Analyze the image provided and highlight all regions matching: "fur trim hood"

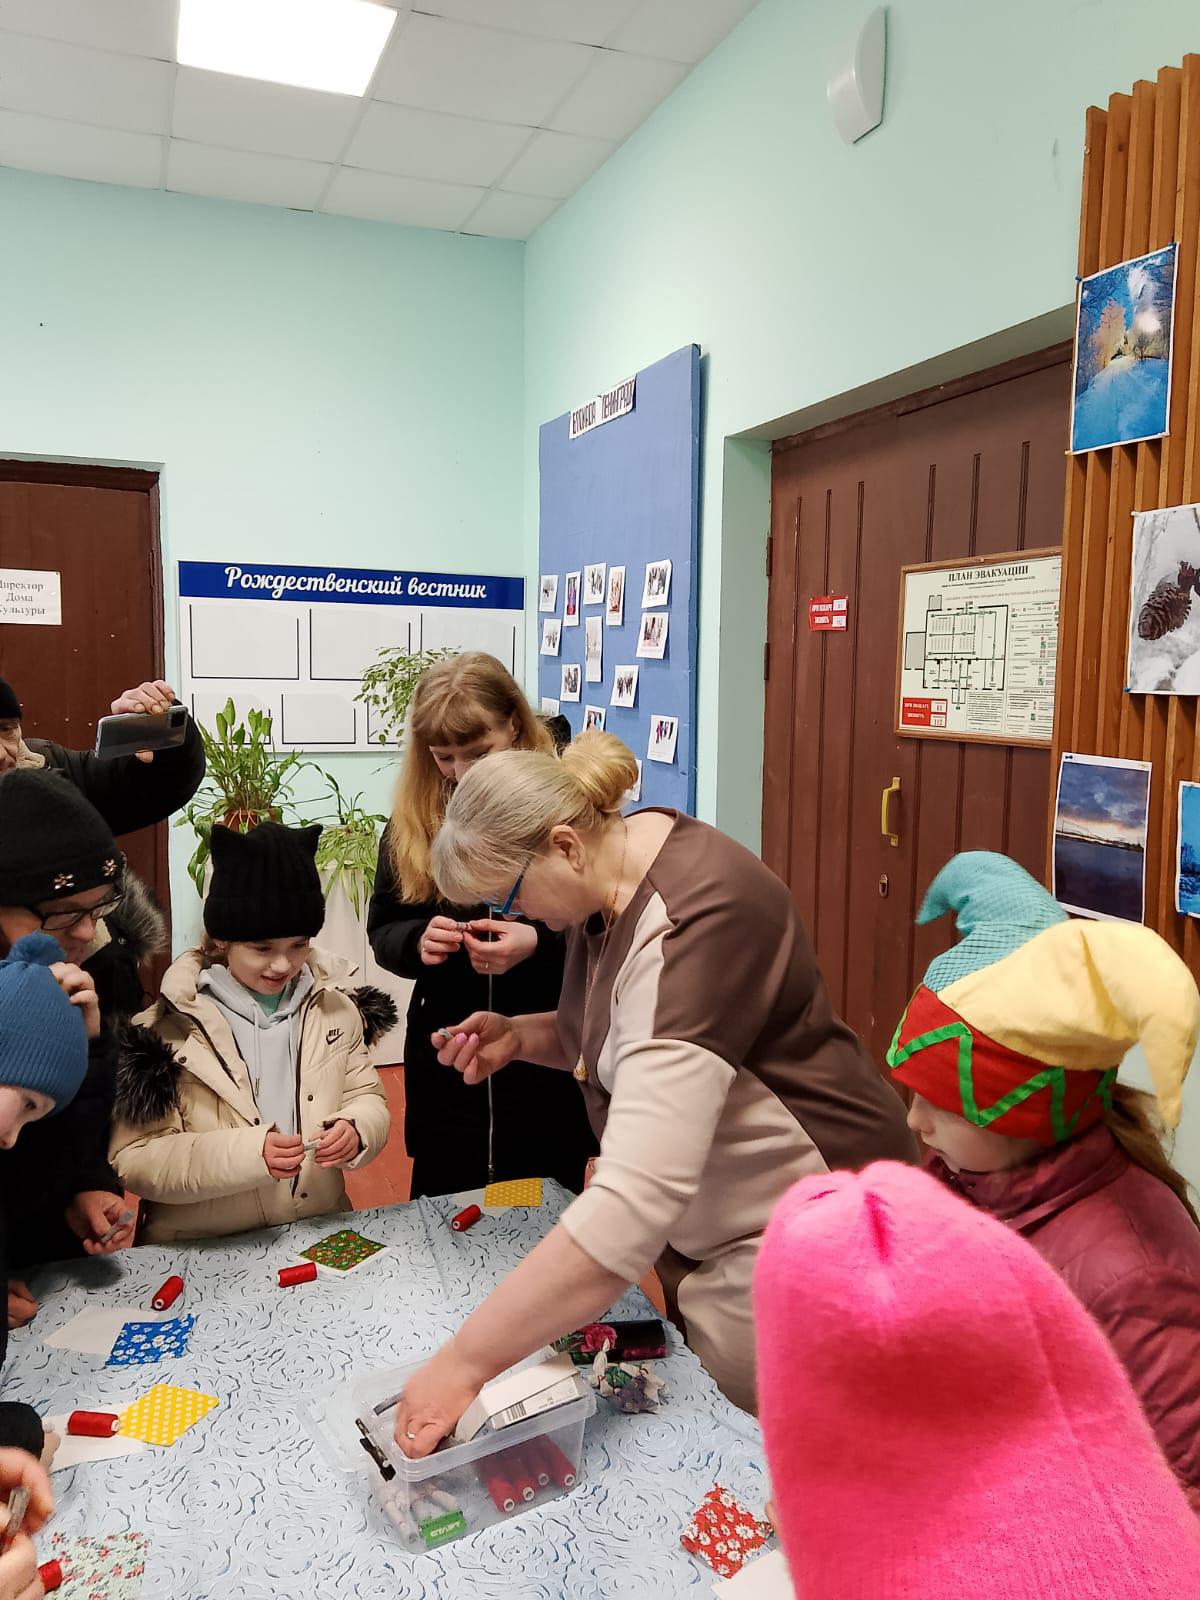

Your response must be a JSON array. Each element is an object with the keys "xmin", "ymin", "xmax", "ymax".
[
  {"xmin": 115, "ymin": 983, "xmax": 397, "ymax": 1126},
  {"xmin": 104, "ymin": 871, "xmax": 168, "ymax": 963}
]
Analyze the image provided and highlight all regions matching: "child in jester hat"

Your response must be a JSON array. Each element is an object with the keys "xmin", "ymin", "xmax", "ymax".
[{"xmin": 888, "ymin": 851, "xmax": 1200, "ymax": 1512}]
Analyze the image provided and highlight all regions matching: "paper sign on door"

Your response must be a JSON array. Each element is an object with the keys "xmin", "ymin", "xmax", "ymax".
[
  {"xmin": 808, "ymin": 596, "xmax": 848, "ymax": 632},
  {"xmin": 0, "ymin": 568, "xmax": 61, "ymax": 626}
]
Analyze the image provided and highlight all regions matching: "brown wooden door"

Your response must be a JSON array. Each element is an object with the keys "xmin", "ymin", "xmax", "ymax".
[
  {"xmin": 763, "ymin": 355, "xmax": 1070, "ymax": 1064},
  {"xmin": 0, "ymin": 461, "xmax": 169, "ymax": 933}
]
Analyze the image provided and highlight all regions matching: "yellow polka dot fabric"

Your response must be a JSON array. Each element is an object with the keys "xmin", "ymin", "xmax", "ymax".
[
  {"xmin": 117, "ymin": 1383, "xmax": 219, "ymax": 1446},
  {"xmin": 483, "ymin": 1177, "xmax": 543, "ymax": 1208}
]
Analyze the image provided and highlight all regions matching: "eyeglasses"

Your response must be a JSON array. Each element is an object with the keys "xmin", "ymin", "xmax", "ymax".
[
  {"xmin": 493, "ymin": 865, "xmax": 527, "ymax": 918},
  {"xmin": 29, "ymin": 888, "xmax": 125, "ymax": 935}
]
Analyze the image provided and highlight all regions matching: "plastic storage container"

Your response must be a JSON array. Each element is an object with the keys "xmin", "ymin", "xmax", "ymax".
[{"xmin": 352, "ymin": 1355, "xmax": 596, "ymax": 1553}]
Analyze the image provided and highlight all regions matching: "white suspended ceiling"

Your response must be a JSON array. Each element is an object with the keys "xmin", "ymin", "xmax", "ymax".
[{"xmin": 0, "ymin": 0, "xmax": 760, "ymax": 238}]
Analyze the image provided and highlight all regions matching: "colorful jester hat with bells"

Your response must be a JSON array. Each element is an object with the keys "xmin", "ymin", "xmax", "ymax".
[{"xmin": 887, "ymin": 852, "xmax": 1200, "ymax": 1144}]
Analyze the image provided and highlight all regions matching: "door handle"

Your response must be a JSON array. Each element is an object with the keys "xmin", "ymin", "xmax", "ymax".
[{"xmin": 881, "ymin": 777, "xmax": 901, "ymax": 848}]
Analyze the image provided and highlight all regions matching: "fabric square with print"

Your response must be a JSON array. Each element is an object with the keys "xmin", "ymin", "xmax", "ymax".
[
  {"xmin": 45, "ymin": 1530, "xmax": 148, "ymax": 1598},
  {"xmin": 106, "ymin": 1316, "xmax": 195, "ymax": 1367},
  {"xmin": 117, "ymin": 1384, "xmax": 219, "ymax": 1446},
  {"xmin": 681, "ymin": 1484, "xmax": 773, "ymax": 1579},
  {"xmin": 299, "ymin": 1229, "xmax": 387, "ymax": 1271},
  {"xmin": 483, "ymin": 1177, "xmax": 543, "ymax": 1208}
]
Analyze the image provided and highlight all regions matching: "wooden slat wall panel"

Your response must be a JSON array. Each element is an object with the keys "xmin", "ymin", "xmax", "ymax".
[{"xmin": 1049, "ymin": 55, "xmax": 1200, "ymax": 956}]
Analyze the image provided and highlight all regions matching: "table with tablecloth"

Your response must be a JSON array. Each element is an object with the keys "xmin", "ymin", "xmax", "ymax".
[{"xmin": 4, "ymin": 1182, "xmax": 768, "ymax": 1598}]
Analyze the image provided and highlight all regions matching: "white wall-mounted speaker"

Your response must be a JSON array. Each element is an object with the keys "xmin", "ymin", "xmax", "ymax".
[{"xmin": 828, "ymin": 7, "xmax": 887, "ymax": 145}]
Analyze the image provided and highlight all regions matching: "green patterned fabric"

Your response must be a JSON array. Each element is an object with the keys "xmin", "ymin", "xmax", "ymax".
[{"xmin": 918, "ymin": 852, "xmax": 1067, "ymax": 990}]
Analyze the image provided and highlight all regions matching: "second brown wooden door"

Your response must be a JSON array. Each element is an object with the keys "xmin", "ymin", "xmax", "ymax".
[{"xmin": 763, "ymin": 356, "xmax": 1069, "ymax": 1064}]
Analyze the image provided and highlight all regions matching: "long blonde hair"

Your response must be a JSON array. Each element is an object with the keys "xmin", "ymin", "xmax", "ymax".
[
  {"xmin": 1103, "ymin": 1083, "xmax": 1199, "ymax": 1226},
  {"xmin": 431, "ymin": 731, "xmax": 639, "ymax": 906},
  {"xmin": 387, "ymin": 653, "xmax": 554, "ymax": 901}
]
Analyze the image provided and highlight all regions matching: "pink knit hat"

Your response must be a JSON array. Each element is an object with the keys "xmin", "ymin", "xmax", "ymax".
[{"xmin": 755, "ymin": 1163, "xmax": 1200, "ymax": 1598}]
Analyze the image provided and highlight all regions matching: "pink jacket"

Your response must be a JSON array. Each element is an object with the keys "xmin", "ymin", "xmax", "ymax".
[{"xmin": 935, "ymin": 1125, "xmax": 1200, "ymax": 1514}]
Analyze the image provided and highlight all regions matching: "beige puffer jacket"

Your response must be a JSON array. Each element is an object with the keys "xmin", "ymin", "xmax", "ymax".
[{"xmin": 110, "ymin": 947, "xmax": 393, "ymax": 1244}]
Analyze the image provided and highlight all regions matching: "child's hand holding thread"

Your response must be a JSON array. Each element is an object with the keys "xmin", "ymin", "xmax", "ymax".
[
  {"xmin": 419, "ymin": 917, "xmax": 464, "ymax": 967},
  {"xmin": 262, "ymin": 1130, "xmax": 306, "ymax": 1180},
  {"xmin": 314, "ymin": 1120, "xmax": 361, "ymax": 1169}
]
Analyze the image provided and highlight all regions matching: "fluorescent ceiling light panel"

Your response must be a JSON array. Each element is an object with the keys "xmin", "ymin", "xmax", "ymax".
[{"xmin": 177, "ymin": 0, "xmax": 397, "ymax": 97}]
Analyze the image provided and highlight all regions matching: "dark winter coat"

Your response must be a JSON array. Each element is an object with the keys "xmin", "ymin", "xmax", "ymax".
[
  {"xmin": 24, "ymin": 709, "xmax": 204, "ymax": 839},
  {"xmin": 367, "ymin": 833, "xmax": 597, "ymax": 1199}
]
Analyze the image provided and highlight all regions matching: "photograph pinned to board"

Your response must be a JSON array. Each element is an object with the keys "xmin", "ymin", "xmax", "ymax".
[
  {"xmin": 584, "ymin": 563, "xmax": 607, "ymax": 605},
  {"xmin": 564, "ymin": 571, "xmax": 581, "ymax": 626},
  {"xmin": 561, "ymin": 662, "xmax": 581, "ymax": 702},
  {"xmin": 1070, "ymin": 242, "xmax": 1177, "ymax": 453},
  {"xmin": 539, "ymin": 574, "xmax": 559, "ymax": 613},
  {"xmin": 540, "ymin": 696, "xmax": 560, "ymax": 716},
  {"xmin": 1052, "ymin": 752, "xmax": 1150, "ymax": 924},
  {"xmin": 606, "ymin": 566, "xmax": 626, "ymax": 627},
  {"xmin": 624, "ymin": 759, "xmax": 643, "ymax": 805},
  {"xmin": 583, "ymin": 706, "xmax": 606, "ymax": 732},
  {"xmin": 637, "ymin": 611, "xmax": 669, "ymax": 659},
  {"xmin": 642, "ymin": 559, "xmax": 672, "ymax": 607},
  {"xmin": 1177, "ymin": 782, "xmax": 1200, "ymax": 916},
  {"xmin": 648, "ymin": 715, "xmax": 679, "ymax": 765},
  {"xmin": 611, "ymin": 664, "xmax": 639, "ymax": 707},
  {"xmin": 585, "ymin": 615, "xmax": 604, "ymax": 682},
  {"xmin": 1126, "ymin": 502, "xmax": 1200, "ymax": 694},
  {"xmin": 540, "ymin": 618, "xmax": 562, "ymax": 656}
]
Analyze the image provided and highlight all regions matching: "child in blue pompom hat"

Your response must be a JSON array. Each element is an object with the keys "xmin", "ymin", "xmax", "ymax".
[{"xmin": 0, "ymin": 932, "xmax": 91, "ymax": 1463}]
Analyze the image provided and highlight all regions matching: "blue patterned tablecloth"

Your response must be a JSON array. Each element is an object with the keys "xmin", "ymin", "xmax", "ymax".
[{"xmin": 5, "ymin": 1184, "xmax": 767, "ymax": 1598}]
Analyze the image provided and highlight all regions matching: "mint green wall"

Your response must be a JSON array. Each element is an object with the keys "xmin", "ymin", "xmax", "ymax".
[
  {"xmin": 523, "ymin": 0, "xmax": 1200, "ymax": 852},
  {"xmin": 0, "ymin": 167, "xmax": 524, "ymax": 943}
]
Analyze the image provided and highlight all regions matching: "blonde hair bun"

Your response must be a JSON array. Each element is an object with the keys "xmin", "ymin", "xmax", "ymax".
[{"xmin": 560, "ymin": 731, "xmax": 640, "ymax": 814}]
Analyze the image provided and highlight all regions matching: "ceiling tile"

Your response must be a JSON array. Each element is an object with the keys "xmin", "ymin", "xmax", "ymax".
[
  {"xmin": 345, "ymin": 102, "xmax": 530, "ymax": 187},
  {"xmin": 0, "ymin": 29, "xmax": 171, "ymax": 134},
  {"xmin": 172, "ymin": 68, "xmax": 361, "ymax": 163},
  {"xmin": 323, "ymin": 166, "xmax": 485, "ymax": 229},
  {"xmin": 373, "ymin": 13, "xmax": 593, "ymax": 125},
  {"xmin": 465, "ymin": 188, "xmax": 558, "ymax": 239},
  {"xmin": 167, "ymin": 140, "xmax": 331, "ymax": 210},
  {"xmin": 413, "ymin": 0, "xmax": 634, "ymax": 47},
  {"xmin": 0, "ymin": 0, "xmax": 176, "ymax": 59},
  {"xmin": 0, "ymin": 106, "xmax": 161, "ymax": 187},
  {"xmin": 500, "ymin": 128, "xmax": 614, "ymax": 199},
  {"xmin": 547, "ymin": 49, "xmax": 687, "ymax": 141},
  {"xmin": 609, "ymin": 0, "xmax": 760, "ymax": 64}
]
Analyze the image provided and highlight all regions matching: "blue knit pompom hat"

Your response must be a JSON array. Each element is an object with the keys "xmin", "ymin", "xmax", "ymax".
[{"xmin": 0, "ymin": 932, "xmax": 88, "ymax": 1108}]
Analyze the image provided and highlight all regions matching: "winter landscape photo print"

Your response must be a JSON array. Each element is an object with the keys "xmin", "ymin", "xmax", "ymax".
[
  {"xmin": 1071, "ymin": 243, "xmax": 1177, "ymax": 453},
  {"xmin": 1127, "ymin": 502, "xmax": 1200, "ymax": 693},
  {"xmin": 1177, "ymin": 782, "xmax": 1200, "ymax": 916},
  {"xmin": 1053, "ymin": 752, "xmax": 1150, "ymax": 924}
]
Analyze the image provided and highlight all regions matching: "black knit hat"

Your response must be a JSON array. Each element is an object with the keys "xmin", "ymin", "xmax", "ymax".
[
  {"xmin": 0, "ymin": 770, "xmax": 124, "ymax": 905},
  {"xmin": 203, "ymin": 822, "xmax": 325, "ymax": 941},
  {"xmin": 0, "ymin": 679, "xmax": 21, "ymax": 721}
]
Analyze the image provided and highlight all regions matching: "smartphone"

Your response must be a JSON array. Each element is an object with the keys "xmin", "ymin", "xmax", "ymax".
[{"xmin": 94, "ymin": 703, "xmax": 188, "ymax": 760}]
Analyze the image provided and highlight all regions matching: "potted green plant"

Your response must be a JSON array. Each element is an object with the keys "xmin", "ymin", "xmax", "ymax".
[
  {"xmin": 177, "ymin": 699, "xmax": 303, "ymax": 894},
  {"xmin": 356, "ymin": 645, "xmax": 457, "ymax": 746},
  {"xmin": 310, "ymin": 771, "xmax": 387, "ymax": 917}
]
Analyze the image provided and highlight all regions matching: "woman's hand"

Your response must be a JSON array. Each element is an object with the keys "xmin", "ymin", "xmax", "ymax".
[
  {"xmin": 462, "ymin": 920, "xmax": 538, "ymax": 977},
  {"xmin": 65, "ymin": 1193, "xmax": 134, "ymax": 1256},
  {"xmin": 0, "ymin": 1535, "xmax": 43, "ymax": 1600},
  {"xmin": 0, "ymin": 1450, "xmax": 53, "ymax": 1534},
  {"xmin": 432, "ymin": 1013, "xmax": 521, "ymax": 1086},
  {"xmin": 262, "ymin": 1130, "xmax": 305, "ymax": 1180},
  {"xmin": 392, "ymin": 1341, "xmax": 487, "ymax": 1460},
  {"xmin": 111, "ymin": 679, "xmax": 178, "ymax": 763},
  {"xmin": 313, "ymin": 1120, "xmax": 361, "ymax": 1169},
  {"xmin": 5, "ymin": 1284, "xmax": 36, "ymax": 1332},
  {"xmin": 48, "ymin": 963, "xmax": 99, "ymax": 1040},
  {"xmin": 419, "ymin": 916, "xmax": 464, "ymax": 967}
]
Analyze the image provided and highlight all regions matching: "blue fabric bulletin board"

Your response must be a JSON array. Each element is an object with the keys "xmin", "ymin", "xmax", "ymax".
[{"xmin": 538, "ymin": 343, "xmax": 700, "ymax": 812}]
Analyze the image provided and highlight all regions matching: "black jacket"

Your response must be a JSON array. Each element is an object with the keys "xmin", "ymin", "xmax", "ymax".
[
  {"xmin": 26, "ymin": 711, "xmax": 205, "ymax": 839},
  {"xmin": 367, "ymin": 834, "xmax": 597, "ymax": 1199},
  {"xmin": 0, "ymin": 1192, "xmax": 44, "ymax": 1455}
]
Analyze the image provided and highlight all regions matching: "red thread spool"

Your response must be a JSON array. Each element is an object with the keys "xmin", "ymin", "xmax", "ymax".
[
  {"xmin": 277, "ymin": 1262, "xmax": 318, "ymax": 1287},
  {"xmin": 502, "ymin": 1447, "xmax": 537, "ymax": 1502},
  {"xmin": 151, "ymin": 1274, "xmax": 184, "ymax": 1311},
  {"xmin": 450, "ymin": 1204, "xmax": 481, "ymax": 1233},
  {"xmin": 535, "ymin": 1437, "xmax": 577, "ymax": 1489},
  {"xmin": 38, "ymin": 1559, "xmax": 63, "ymax": 1592},
  {"xmin": 484, "ymin": 1472, "xmax": 517, "ymax": 1514},
  {"xmin": 66, "ymin": 1411, "xmax": 119, "ymax": 1438}
]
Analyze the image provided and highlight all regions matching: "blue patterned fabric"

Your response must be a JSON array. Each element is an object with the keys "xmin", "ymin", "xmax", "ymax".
[
  {"xmin": 106, "ymin": 1315, "xmax": 196, "ymax": 1367},
  {"xmin": 918, "ymin": 852, "xmax": 1067, "ymax": 991}
]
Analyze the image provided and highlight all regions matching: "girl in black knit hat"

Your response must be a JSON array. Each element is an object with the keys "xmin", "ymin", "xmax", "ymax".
[{"xmin": 111, "ymin": 822, "xmax": 394, "ymax": 1242}]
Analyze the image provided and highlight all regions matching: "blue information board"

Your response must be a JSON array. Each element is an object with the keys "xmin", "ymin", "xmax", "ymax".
[{"xmin": 538, "ymin": 344, "xmax": 700, "ymax": 812}]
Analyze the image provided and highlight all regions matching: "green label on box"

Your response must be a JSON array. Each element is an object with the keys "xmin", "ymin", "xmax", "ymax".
[{"xmin": 421, "ymin": 1511, "xmax": 466, "ymax": 1549}]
